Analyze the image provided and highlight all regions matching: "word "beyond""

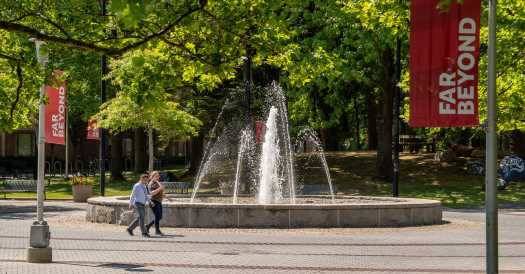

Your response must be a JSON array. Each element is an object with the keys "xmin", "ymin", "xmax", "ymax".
[{"xmin": 438, "ymin": 18, "xmax": 477, "ymax": 115}]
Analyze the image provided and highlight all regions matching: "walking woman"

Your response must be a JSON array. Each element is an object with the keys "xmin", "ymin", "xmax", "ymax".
[{"xmin": 146, "ymin": 171, "xmax": 165, "ymax": 235}]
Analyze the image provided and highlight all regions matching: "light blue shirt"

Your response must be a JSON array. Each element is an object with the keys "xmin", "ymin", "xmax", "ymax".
[{"xmin": 129, "ymin": 182, "xmax": 150, "ymax": 206}]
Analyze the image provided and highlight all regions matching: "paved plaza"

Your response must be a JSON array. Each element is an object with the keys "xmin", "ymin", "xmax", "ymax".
[{"xmin": 1, "ymin": 200, "xmax": 525, "ymax": 274}]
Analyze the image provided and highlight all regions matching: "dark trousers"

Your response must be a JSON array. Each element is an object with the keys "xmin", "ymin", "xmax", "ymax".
[
  {"xmin": 147, "ymin": 200, "xmax": 163, "ymax": 232},
  {"xmin": 128, "ymin": 203, "xmax": 147, "ymax": 234}
]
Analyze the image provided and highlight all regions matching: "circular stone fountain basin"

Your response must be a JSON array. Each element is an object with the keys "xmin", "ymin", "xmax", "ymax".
[{"xmin": 86, "ymin": 195, "xmax": 442, "ymax": 228}]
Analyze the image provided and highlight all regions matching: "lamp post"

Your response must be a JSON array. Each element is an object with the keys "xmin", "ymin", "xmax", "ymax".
[{"xmin": 27, "ymin": 38, "xmax": 52, "ymax": 263}]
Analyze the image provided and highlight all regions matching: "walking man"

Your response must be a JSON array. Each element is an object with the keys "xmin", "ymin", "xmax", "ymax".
[{"xmin": 127, "ymin": 174, "xmax": 151, "ymax": 237}]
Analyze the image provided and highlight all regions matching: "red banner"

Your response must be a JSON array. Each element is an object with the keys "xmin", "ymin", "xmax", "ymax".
[
  {"xmin": 45, "ymin": 71, "xmax": 67, "ymax": 145},
  {"xmin": 409, "ymin": 0, "xmax": 480, "ymax": 127},
  {"xmin": 87, "ymin": 118, "xmax": 100, "ymax": 140},
  {"xmin": 255, "ymin": 121, "xmax": 266, "ymax": 144}
]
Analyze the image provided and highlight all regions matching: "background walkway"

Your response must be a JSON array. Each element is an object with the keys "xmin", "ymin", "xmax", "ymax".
[{"xmin": 1, "ymin": 200, "xmax": 525, "ymax": 273}]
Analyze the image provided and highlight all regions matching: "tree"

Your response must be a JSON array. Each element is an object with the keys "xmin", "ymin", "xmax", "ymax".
[
  {"xmin": 2, "ymin": 0, "xmax": 523, "ymax": 184},
  {"xmin": 92, "ymin": 49, "xmax": 203, "ymax": 173}
]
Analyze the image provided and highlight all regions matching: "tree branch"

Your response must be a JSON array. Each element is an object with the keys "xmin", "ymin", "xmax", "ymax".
[
  {"xmin": 115, "ymin": 4, "xmax": 204, "ymax": 55},
  {"xmin": 0, "ymin": 52, "xmax": 20, "ymax": 62},
  {"xmin": 0, "ymin": 20, "xmax": 119, "ymax": 55},
  {"xmin": 36, "ymin": 13, "xmax": 72, "ymax": 39},
  {"xmin": 0, "ymin": 3, "xmax": 205, "ymax": 56},
  {"xmin": 160, "ymin": 37, "xmax": 217, "ymax": 66}
]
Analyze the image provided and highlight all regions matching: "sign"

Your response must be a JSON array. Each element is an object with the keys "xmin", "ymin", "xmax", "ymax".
[
  {"xmin": 255, "ymin": 121, "xmax": 265, "ymax": 144},
  {"xmin": 409, "ymin": 0, "xmax": 480, "ymax": 127},
  {"xmin": 87, "ymin": 118, "xmax": 100, "ymax": 140},
  {"xmin": 44, "ymin": 71, "xmax": 66, "ymax": 145}
]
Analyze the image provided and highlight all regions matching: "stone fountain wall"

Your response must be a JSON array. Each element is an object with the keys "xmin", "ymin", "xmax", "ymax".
[{"xmin": 86, "ymin": 195, "xmax": 442, "ymax": 228}]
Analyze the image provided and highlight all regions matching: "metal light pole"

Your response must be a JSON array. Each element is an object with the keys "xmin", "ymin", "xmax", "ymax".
[
  {"xmin": 27, "ymin": 38, "xmax": 52, "ymax": 263},
  {"xmin": 486, "ymin": 0, "xmax": 498, "ymax": 273}
]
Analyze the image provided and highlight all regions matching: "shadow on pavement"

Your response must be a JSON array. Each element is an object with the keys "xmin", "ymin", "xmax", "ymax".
[
  {"xmin": 149, "ymin": 234, "xmax": 184, "ymax": 239},
  {"xmin": 445, "ymin": 207, "xmax": 525, "ymax": 213},
  {"xmin": 0, "ymin": 211, "xmax": 73, "ymax": 220},
  {"xmin": 0, "ymin": 204, "xmax": 83, "ymax": 214},
  {"xmin": 97, "ymin": 263, "xmax": 154, "ymax": 272}
]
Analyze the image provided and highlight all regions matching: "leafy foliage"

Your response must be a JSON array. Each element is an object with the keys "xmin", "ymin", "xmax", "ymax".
[{"xmin": 0, "ymin": 0, "xmax": 524, "ymax": 151}]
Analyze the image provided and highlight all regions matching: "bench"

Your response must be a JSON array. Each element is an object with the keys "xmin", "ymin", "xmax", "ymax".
[
  {"xmin": 0, "ymin": 179, "xmax": 48, "ymax": 199},
  {"xmin": 297, "ymin": 184, "xmax": 338, "ymax": 195},
  {"xmin": 399, "ymin": 135, "xmax": 436, "ymax": 153},
  {"xmin": 161, "ymin": 182, "xmax": 190, "ymax": 194}
]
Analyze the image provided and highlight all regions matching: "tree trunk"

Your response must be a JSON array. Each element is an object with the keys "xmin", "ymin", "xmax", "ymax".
[
  {"xmin": 188, "ymin": 133, "xmax": 204, "ymax": 176},
  {"xmin": 110, "ymin": 132, "xmax": 125, "ymax": 181},
  {"xmin": 366, "ymin": 90, "xmax": 378, "ymax": 150},
  {"xmin": 321, "ymin": 127, "xmax": 339, "ymax": 151},
  {"xmin": 376, "ymin": 48, "xmax": 395, "ymax": 181},
  {"xmin": 148, "ymin": 128, "xmax": 154, "ymax": 172},
  {"xmin": 134, "ymin": 128, "xmax": 147, "ymax": 173},
  {"xmin": 354, "ymin": 96, "xmax": 361, "ymax": 150}
]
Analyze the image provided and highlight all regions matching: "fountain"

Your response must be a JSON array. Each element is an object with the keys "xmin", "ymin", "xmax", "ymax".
[
  {"xmin": 87, "ymin": 83, "xmax": 442, "ymax": 228},
  {"xmin": 258, "ymin": 106, "xmax": 283, "ymax": 204}
]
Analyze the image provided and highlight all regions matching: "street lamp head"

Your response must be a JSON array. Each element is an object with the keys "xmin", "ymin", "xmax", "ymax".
[{"xmin": 29, "ymin": 38, "xmax": 49, "ymax": 65}]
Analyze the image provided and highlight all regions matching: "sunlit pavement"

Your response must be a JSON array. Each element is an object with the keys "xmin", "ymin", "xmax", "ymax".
[{"xmin": 1, "ymin": 200, "xmax": 525, "ymax": 274}]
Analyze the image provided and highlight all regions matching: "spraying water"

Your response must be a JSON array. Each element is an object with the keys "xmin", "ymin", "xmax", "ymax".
[
  {"xmin": 233, "ymin": 128, "xmax": 254, "ymax": 204},
  {"xmin": 297, "ymin": 128, "xmax": 336, "ymax": 203},
  {"xmin": 190, "ymin": 99, "xmax": 230, "ymax": 203},
  {"xmin": 257, "ymin": 107, "xmax": 282, "ymax": 204},
  {"xmin": 272, "ymin": 83, "xmax": 296, "ymax": 203},
  {"xmin": 190, "ymin": 151, "xmax": 219, "ymax": 202}
]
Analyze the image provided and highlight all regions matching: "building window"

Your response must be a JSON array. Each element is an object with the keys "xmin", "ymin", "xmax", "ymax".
[{"xmin": 16, "ymin": 133, "xmax": 33, "ymax": 156}]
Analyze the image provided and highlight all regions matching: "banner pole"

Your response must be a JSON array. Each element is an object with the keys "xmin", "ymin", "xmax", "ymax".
[
  {"xmin": 65, "ymin": 105, "xmax": 69, "ymax": 179},
  {"xmin": 486, "ymin": 0, "xmax": 498, "ymax": 273}
]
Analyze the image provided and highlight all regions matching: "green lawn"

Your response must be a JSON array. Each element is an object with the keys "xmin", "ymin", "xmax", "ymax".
[
  {"xmin": 1, "ymin": 175, "xmax": 136, "ymax": 199},
  {"xmin": 298, "ymin": 151, "xmax": 525, "ymax": 208},
  {"xmin": 2, "ymin": 153, "xmax": 525, "ymax": 208}
]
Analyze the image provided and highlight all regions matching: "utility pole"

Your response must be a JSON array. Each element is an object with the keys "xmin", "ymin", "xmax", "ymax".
[
  {"xmin": 486, "ymin": 0, "xmax": 498, "ymax": 273},
  {"xmin": 99, "ymin": 0, "xmax": 108, "ymax": 196},
  {"xmin": 27, "ymin": 38, "xmax": 52, "ymax": 263}
]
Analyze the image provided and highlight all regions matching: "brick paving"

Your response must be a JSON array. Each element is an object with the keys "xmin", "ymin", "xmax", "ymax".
[{"xmin": 1, "ymin": 200, "xmax": 525, "ymax": 273}]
